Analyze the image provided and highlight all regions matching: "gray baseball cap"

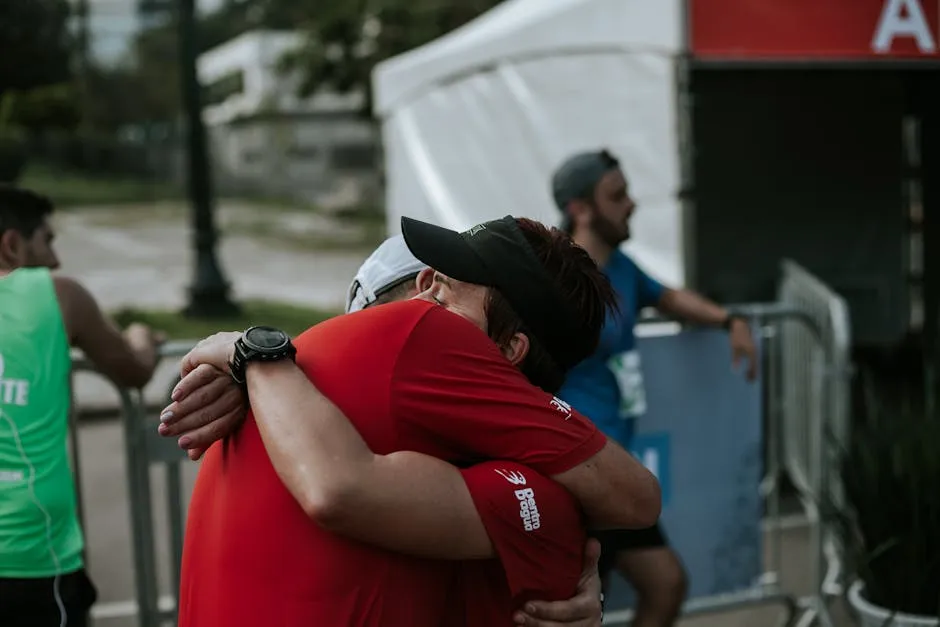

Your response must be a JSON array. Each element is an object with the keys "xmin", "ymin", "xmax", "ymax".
[{"xmin": 551, "ymin": 149, "xmax": 621, "ymax": 226}]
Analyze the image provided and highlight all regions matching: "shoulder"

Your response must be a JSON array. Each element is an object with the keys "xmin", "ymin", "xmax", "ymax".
[
  {"xmin": 52, "ymin": 275, "xmax": 98, "ymax": 317},
  {"xmin": 397, "ymin": 302, "xmax": 508, "ymax": 369},
  {"xmin": 48, "ymin": 276, "xmax": 101, "ymax": 344},
  {"xmin": 52, "ymin": 274, "xmax": 90, "ymax": 298},
  {"xmin": 2, "ymin": 267, "xmax": 55, "ymax": 291},
  {"xmin": 295, "ymin": 299, "xmax": 435, "ymax": 351},
  {"xmin": 611, "ymin": 250, "xmax": 639, "ymax": 272}
]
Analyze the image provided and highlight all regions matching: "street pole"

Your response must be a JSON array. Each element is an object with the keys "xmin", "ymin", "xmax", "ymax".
[{"xmin": 177, "ymin": 0, "xmax": 239, "ymax": 317}]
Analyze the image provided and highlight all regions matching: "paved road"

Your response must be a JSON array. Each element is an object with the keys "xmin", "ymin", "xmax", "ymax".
[
  {"xmin": 59, "ymin": 203, "xmax": 368, "ymax": 413},
  {"xmin": 55, "ymin": 202, "xmax": 367, "ymax": 313}
]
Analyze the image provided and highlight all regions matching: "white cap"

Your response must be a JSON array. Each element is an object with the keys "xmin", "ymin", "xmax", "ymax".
[{"xmin": 345, "ymin": 235, "xmax": 429, "ymax": 313}]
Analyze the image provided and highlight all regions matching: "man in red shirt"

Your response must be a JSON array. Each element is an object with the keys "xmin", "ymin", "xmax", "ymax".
[
  {"xmin": 163, "ymin": 216, "xmax": 660, "ymax": 626},
  {"xmin": 343, "ymin": 235, "xmax": 599, "ymax": 625},
  {"xmin": 167, "ymin": 235, "xmax": 603, "ymax": 627}
]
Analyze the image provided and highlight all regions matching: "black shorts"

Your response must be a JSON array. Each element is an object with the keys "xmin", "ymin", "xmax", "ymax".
[
  {"xmin": 0, "ymin": 568, "xmax": 97, "ymax": 627},
  {"xmin": 592, "ymin": 523, "xmax": 670, "ymax": 579}
]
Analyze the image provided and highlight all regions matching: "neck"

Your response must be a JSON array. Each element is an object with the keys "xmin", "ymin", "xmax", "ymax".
[{"xmin": 571, "ymin": 228, "xmax": 615, "ymax": 267}]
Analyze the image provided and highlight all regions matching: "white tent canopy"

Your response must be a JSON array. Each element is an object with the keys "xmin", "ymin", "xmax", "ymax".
[{"xmin": 372, "ymin": 0, "xmax": 686, "ymax": 286}]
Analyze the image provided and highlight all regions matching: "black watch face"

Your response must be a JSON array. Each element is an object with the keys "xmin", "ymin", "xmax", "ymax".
[{"xmin": 245, "ymin": 326, "xmax": 288, "ymax": 350}]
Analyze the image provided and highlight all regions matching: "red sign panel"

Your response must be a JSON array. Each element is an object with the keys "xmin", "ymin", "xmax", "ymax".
[{"xmin": 690, "ymin": 0, "xmax": 940, "ymax": 60}]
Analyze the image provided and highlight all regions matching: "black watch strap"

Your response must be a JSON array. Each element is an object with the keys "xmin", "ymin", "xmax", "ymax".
[
  {"xmin": 229, "ymin": 344, "xmax": 250, "ymax": 385},
  {"xmin": 722, "ymin": 314, "xmax": 745, "ymax": 331}
]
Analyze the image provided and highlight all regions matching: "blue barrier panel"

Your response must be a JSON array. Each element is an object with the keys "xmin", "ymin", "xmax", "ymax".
[{"xmin": 605, "ymin": 328, "xmax": 763, "ymax": 608}]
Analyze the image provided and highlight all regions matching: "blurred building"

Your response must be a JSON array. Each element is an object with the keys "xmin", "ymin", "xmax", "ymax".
[{"xmin": 197, "ymin": 30, "xmax": 379, "ymax": 206}]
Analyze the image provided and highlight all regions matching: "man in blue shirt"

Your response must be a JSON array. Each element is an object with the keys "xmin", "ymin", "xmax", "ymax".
[{"xmin": 552, "ymin": 150, "xmax": 758, "ymax": 627}]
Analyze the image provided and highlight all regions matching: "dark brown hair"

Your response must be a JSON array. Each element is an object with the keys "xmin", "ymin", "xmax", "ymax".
[
  {"xmin": 0, "ymin": 185, "xmax": 54, "ymax": 240},
  {"xmin": 485, "ymin": 217, "xmax": 618, "ymax": 393}
]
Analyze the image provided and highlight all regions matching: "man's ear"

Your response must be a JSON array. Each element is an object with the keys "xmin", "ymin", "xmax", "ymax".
[
  {"xmin": 567, "ymin": 199, "xmax": 592, "ymax": 226},
  {"xmin": 0, "ymin": 230, "xmax": 24, "ymax": 268},
  {"xmin": 501, "ymin": 331, "xmax": 530, "ymax": 367},
  {"xmin": 416, "ymin": 267, "xmax": 434, "ymax": 292}
]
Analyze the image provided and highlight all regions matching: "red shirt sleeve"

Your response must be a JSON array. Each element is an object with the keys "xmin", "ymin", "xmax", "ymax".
[
  {"xmin": 461, "ymin": 461, "xmax": 585, "ymax": 603},
  {"xmin": 391, "ymin": 305, "xmax": 606, "ymax": 475}
]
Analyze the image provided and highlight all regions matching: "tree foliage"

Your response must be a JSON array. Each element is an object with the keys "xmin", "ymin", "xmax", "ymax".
[
  {"xmin": 127, "ymin": 0, "xmax": 300, "ymax": 125},
  {"xmin": 125, "ymin": 0, "xmax": 506, "ymax": 126},
  {"xmin": 0, "ymin": 0, "xmax": 72, "ymax": 96},
  {"xmin": 5, "ymin": 83, "xmax": 82, "ymax": 133},
  {"xmin": 278, "ymin": 0, "xmax": 506, "ymax": 115}
]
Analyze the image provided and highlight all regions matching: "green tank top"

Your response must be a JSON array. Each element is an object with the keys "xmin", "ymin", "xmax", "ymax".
[{"xmin": 0, "ymin": 267, "xmax": 83, "ymax": 577}]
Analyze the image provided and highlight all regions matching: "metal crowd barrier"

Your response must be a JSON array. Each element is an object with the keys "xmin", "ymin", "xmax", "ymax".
[
  {"xmin": 604, "ymin": 290, "xmax": 803, "ymax": 625},
  {"xmin": 65, "ymin": 260, "xmax": 850, "ymax": 627},
  {"xmin": 775, "ymin": 260, "xmax": 852, "ymax": 627},
  {"xmin": 71, "ymin": 341, "xmax": 193, "ymax": 627},
  {"xmin": 602, "ymin": 303, "xmax": 843, "ymax": 624},
  {"xmin": 582, "ymin": 260, "xmax": 851, "ymax": 627}
]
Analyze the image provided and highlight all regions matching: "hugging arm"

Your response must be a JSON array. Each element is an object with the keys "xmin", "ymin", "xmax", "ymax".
[
  {"xmin": 243, "ymin": 359, "xmax": 496, "ymax": 559},
  {"xmin": 162, "ymin": 338, "xmax": 604, "ymax": 626},
  {"xmin": 164, "ymin": 315, "xmax": 661, "ymax": 533}
]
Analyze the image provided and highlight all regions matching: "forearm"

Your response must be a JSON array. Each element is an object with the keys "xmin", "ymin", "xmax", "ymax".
[
  {"xmin": 657, "ymin": 288, "xmax": 729, "ymax": 327},
  {"xmin": 245, "ymin": 360, "xmax": 373, "ymax": 521},
  {"xmin": 553, "ymin": 439, "xmax": 661, "ymax": 530},
  {"xmin": 245, "ymin": 360, "xmax": 494, "ymax": 559}
]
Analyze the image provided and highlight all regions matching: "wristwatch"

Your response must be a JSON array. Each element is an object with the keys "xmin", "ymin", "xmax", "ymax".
[
  {"xmin": 228, "ymin": 326, "xmax": 297, "ymax": 385},
  {"xmin": 722, "ymin": 314, "xmax": 746, "ymax": 331}
]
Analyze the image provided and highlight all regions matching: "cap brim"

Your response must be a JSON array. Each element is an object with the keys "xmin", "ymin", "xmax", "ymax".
[{"xmin": 400, "ymin": 217, "xmax": 492, "ymax": 285}]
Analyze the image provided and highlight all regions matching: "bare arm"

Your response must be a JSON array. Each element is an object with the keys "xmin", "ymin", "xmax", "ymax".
[
  {"xmin": 248, "ymin": 359, "xmax": 658, "ymax": 534},
  {"xmin": 657, "ymin": 287, "xmax": 729, "ymax": 326},
  {"xmin": 54, "ymin": 276, "xmax": 158, "ymax": 388},
  {"xmin": 658, "ymin": 288, "xmax": 758, "ymax": 380},
  {"xmin": 165, "ymin": 333, "xmax": 660, "ymax": 536},
  {"xmin": 551, "ymin": 439, "xmax": 660, "ymax": 531},
  {"xmin": 163, "ymin": 359, "xmax": 606, "ymax": 625},
  {"xmin": 245, "ymin": 359, "xmax": 495, "ymax": 559},
  {"xmin": 247, "ymin": 362, "xmax": 661, "ymax": 540}
]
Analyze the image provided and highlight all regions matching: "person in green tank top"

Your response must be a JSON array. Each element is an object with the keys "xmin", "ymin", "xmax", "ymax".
[{"xmin": 0, "ymin": 186, "xmax": 163, "ymax": 627}]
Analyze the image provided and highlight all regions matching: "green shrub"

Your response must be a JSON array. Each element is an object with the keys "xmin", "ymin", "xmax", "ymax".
[{"xmin": 833, "ymin": 371, "xmax": 940, "ymax": 617}]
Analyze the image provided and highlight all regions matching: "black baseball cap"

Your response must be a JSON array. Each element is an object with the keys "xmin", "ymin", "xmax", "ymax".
[
  {"xmin": 400, "ymin": 215, "xmax": 591, "ymax": 371},
  {"xmin": 551, "ymin": 149, "xmax": 621, "ymax": 227}
]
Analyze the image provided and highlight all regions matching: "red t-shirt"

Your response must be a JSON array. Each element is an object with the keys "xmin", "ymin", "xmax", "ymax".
[
  {"xmin": 456, "ymin": 462, "xmax": 586, "ymax": 627},
  {"xmin": 178, "ymin": 300, "xmax": 605, "ymax": 627}
]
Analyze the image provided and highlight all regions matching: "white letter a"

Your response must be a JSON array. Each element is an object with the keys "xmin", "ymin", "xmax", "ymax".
[{"xmin": 872, "ymin": 0, "xmax": 936, "ymax": 53}]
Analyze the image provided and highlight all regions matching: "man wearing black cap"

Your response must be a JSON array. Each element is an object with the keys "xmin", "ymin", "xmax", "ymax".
[
  {"xmin": 163, "ymin": 215, "xmax": 661, "ymax": 627},
  {"xmin": 551, "ymin": 150, "xmax": 758, "ymax": 626}
]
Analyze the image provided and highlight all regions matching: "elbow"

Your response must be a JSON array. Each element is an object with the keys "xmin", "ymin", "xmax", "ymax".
[
  {"xmin": 298, "ymin": 479, "xmax": 356, "ymax": 531},
  {"xmin": 114, "ymin": 362, "xmax": 154, "ymax": 389},
  {"xmin": 124, "ymin": 369, "xmax": 152, "ymax": 390},
  {"xmin": 631, "ymin": 478, "xmax": 662, "ymax": 529},
  {"xmin": 606, "ymin": 470, "xmax": 662, "ymax": 530}
]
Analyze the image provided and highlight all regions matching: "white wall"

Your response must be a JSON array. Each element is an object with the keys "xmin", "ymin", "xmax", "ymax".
[{"xmin": 197, "ymin": 30, "xmax": 365, "ymax": 126}]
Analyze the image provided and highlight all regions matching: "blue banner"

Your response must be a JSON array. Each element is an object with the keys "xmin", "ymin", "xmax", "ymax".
[{"xmin": 606, "ymin": 328, "xmax": 763, "ymax": 607}]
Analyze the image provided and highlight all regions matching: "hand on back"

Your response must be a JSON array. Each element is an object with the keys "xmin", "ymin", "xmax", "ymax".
[{"xmin": 514, "ymin": 538, "xmax": 604, "ymax": 627}]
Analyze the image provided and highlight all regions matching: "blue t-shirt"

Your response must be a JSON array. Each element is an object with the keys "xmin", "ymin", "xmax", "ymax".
[{"xmin": 557, "ymin": 250, "xmax": 664, "ymax": 445}]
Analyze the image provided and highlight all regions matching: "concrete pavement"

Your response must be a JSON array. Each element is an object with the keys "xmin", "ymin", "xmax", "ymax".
[{"xmin": 55, "ymin": 201, "xmax": 368, "ymax": 313}]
